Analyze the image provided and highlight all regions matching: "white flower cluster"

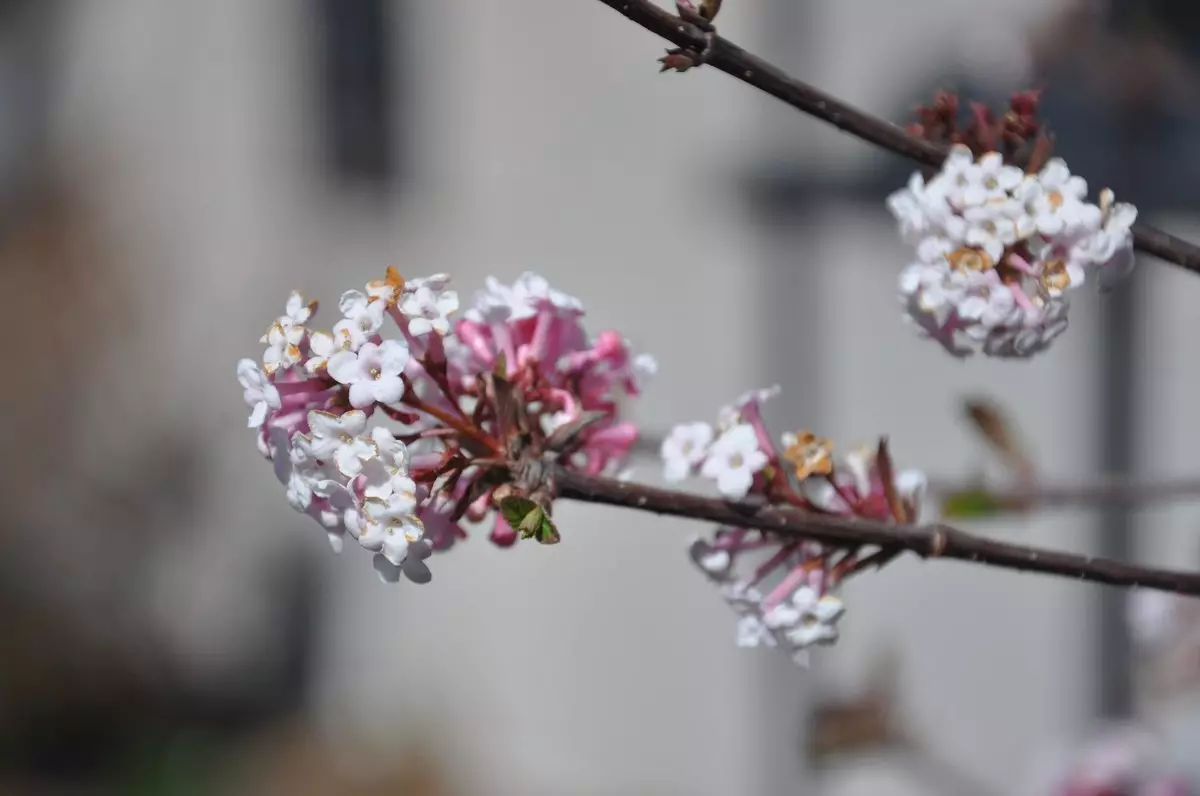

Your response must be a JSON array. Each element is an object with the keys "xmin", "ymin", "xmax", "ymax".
[
  {"xmin": 660, "ymin": 387, "xmax": 779, "ymax": 499},
  {"xmin": 689, "ymin": 537, "xmax": 846, "ymax": 667},
  {"xmin": 237, "ymin": 274, "xmax": 460, "ymax": 584},
  {"xmin": 888, "ymin": 145, "xmax": 1137, "ymax": 358},
  {"xmin": 262, "ymin": 406, "xmax": 433, "ymax": 585}
]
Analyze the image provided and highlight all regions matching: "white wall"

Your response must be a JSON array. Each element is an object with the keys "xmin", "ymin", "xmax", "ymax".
[{"xmin": 48, "ymin": 0, "xmax": 1183, "ymax": 794}]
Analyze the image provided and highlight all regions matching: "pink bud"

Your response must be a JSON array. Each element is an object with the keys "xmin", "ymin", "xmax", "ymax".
[{"xmin": 489, "ymin": 515, "xmax": 518, "ymax": 548}]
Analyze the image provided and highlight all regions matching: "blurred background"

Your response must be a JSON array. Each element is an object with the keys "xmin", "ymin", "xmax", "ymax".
[{"xmin": 4, "ymin": 0, "xmax": 1200, "ymax": 793}]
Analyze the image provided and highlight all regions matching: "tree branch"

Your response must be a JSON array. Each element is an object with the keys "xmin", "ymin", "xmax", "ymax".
[
  {"xmin": 548, "ymin": 465, "xmax": 1200, "ymax": 596},
  {"xmin": 591, "ymin": 0, "xmax": 1200, "ymax": 277},
  {"xmin": 938, "ymin": 477, "xmax": 1200, "ymax": 511}
]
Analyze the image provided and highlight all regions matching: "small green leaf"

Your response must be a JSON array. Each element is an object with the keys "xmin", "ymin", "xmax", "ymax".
[
  {"xmin": 535, "ymin": 514, "xmax": 561, "ymax": 545},
  {"xmin": 518, "ymin": 504, "xmax": 545, "ymax": 538},
  {"xmin": 940, "ymin": 490, "xmax": 1005, "ymax": 519},
  {"xmin": 499, "ymin": 495, "xmax": 539, "ymax": 528},
  {"xmin": 498, "ymin": 495, "xmax": 560, "ymax": 545}
]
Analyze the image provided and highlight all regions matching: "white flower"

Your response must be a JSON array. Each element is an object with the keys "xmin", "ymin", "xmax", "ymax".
[
  {"xmin": 400, "ymin": 285, "xmax": 459, "ymax": 336},
  {"xmin": 305, "ymin": 409, "xmax": 376, "ymax": 477},
  {"xmin": 373, "ymin": 539, "xmax": 433, "ymax": 584},
  {"xmin": 958, "ymin": 151, "xmax": 1023, "ymax": 208},
  {"xmin": 237, "ymin": 358, "xmax": 281, "ymax": 427},
  {"xmin": 363, "ymin": 485, "xmax": 419, "ymax": 522},
  {"xmin": 735, "ymin": 615, "xmax": 777, "ymax": 648},
  {"xmin": 285, "ymin": 469, "xmax": 314, "ymax": 512},
  {"xmin": 282, "ymin": 290, "xmax": 316, "ymax": 326},
  {"xmin": 333, "ymin": 290, "xmax": 387, "ymax": 350},
  {"xmin": 1026, "ymin": 159, "xmax": 1100, "ymax": 236},
  {"xmin": 716, "ymin": 385, "xmax": 781, "ymax": 429},
  {"xmin": 762, "ymin": 586, "xmax": 845, "ymax": 648},
  {"xmin": 259, "ymin": 291, "xmax": 317, "ymax": 375},
  {"xmin": 262, "ymin": 321, "xmax": 305, "ymax": 375},
  {"xmin": 700, "ymin": 424, "xmax": 768, "ymax": 498},
  {"xmin": 370, "ymin": 426, "xmax": 410, "ymax": 471},
  {"xmin": 632, "ymin": 353, "xmax": 658, "ymax": 391},
  {"xmin": 304, "ymin": 330, "xmax": 341, "ymax": 374},
  {"xmin": 356, "ymin": 500, "xmax": 426, "ymax": 573},
  {"xmin": 887, "ymin": 173, "xmax": 954, "ymax": 243},
  {"xmin": 312, "ymin": 479, "xmax": 359, "ymax": 552},
  {"xmin": 1083, "ymin": 189, "xmax": 1138, "ymax": 292},
  {"xmin": 894, "ymin": 469, "xmax": 927, "ymax": 514},
  {"xmin": 957, "ymin": 280, "xmax": 1019, "ymax": 335},
  {"xmin": 1127, "ymin": 590, "xmax": 1180, "ymax": 649},
  {"xmin": 962, "ymin": 200, "xmax": 1023, "ymax": 262},
  {"xmin": 513, "ymin": 271, "xmax": 583, "ymax": 316},
  {"xmin": 661, "ymin": 422, "xmax": 714, "ymax": 482},
  {"xmin": 687, "ymin": 536, "xmax": 733, "ymax": 580},
  {"xmin": 327, "ymin": 340, "xmax": 410, "ymax": 409}
]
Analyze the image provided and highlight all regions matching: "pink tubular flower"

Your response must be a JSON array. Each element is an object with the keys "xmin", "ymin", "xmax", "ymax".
[{"xmin": 236, "ymin": 269, "xmax": 654, "ymax": 586}]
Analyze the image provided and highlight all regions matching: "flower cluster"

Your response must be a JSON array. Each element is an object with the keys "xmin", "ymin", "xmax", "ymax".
[
  {"xmin": 1050, "ymin": 725, "xmax": 1193, "ymax": 796},
  {"xmin": 237, "ymin": 270, "xmax": 654, "ymax": 583},
  {"xmin": 662, "ymin": 388, "xmax": 925, "ymax": 666},
  {"xmin": 888, "ymin": 145, "xmax": 1137, "ymax": 358}
]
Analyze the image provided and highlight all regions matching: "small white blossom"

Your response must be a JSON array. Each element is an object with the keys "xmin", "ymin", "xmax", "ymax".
[
  {"xmin": 327, "ymin": 340, "xmax": 410, "ymax": 409},
  {"xmin": 305, "ymin": 409, "xmax": 376, "ymax": 477},
  {"xmin": 373, "ymin": 539, "xmax": 433, "ymax": 584},
  {"xmin": 958, "ymin": 151, "xmax": 1023, "ymax": 208},
  {"xmin": 237, "ymin": 359, "xmax": 281, "ymax": 427},
  {"xmin": 700, "ymin": 424, "xmax": 768, "ymax": 498},
  {"xmin": 660, "ymin": 422, "xmax": 714, "ymax": 482},
  {"xmin": 364, "ymin": 485, "xmax": 420, "ymax": 522},
  {"xmin": 762, "ymin": 586, "xmax": 846, "ymax": 649},
  {"xmin": 400, "ymin": 285, "xmax": 459, "ymax": 336},
  {"xmin": 335, "ymin": 290, "xmax": 387, "ymax": 347},
  {"xmin": 262, "ymin": 321, "xmax": 305, "ymax": 375},
  {"xmin": 687, "ymin": 536, "xmax": 734, "ymax": 580},
  {"xmin": 716, "ymin": 385, "xmax": 781, "ymax": 429},
  {"xmin": 735, "ymin": 615, "xmax": 777, "ymax": 648}
]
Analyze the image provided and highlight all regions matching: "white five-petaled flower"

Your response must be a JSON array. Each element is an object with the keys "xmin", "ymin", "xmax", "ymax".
[
  {"xmin": 237, "ymin": 359, "xmax": 281, "ymax": 427},
  {"xmin": 661, "ymin": 422, "xmax": 715, "ymax": 482},
  {"xmin": 262, "ymin": 321, "xmax": 305, "ymax": 375},
  {"xmin": 260, "ymin": 291, "xmax": 317, "ymax": 375},
  {"xmin": 305, "ymin": 409, "xmax": 376, "ymax": 477},
  {"xmin": 400, "ymin": 284, "xmax": 460, "ymax": 336},
  {"xmin": 700, "ymin": 424, "xmax": 768, "ymax": 498},
  {"xmin": 327, "ymin": 340, "xmax": 410, "ymax": 409},
  {"xmin": 762, "ymin": 586, "xmax": 846, "ymax": 648},
  {"xmin": 335, "ymin": 290, "xmax": 387, "ymax": 349},
  {"xmin": 957, "ymin": 151, "xmax": 1023, "ymax": 208},
  {"xmin": 373, "ymin": 539, "xmax": 433, "ymax": 584}
]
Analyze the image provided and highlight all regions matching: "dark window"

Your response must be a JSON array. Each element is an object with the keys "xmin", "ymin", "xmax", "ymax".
[{"xmin": 312, "ymin": 0, "xmax": 403, "ymax": 189}]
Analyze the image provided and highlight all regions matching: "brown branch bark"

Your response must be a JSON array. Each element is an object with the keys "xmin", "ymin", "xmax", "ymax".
[
  {"xmin": 548, "ymin": 465, "xmax": 1200, "ymax": 596},
  {"xmin": 591, "ymin": 0, "xmax": 1200, "ymax": 277}
]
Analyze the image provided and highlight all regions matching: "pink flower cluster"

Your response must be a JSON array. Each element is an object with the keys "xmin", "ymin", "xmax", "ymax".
[
  {"xmin": 1051, "ymin": 726, "xmax": 1193, "ymax": 796},
  {"xmin": 663, "ymin": 388, "xmax": 925, "ymax": 665},
  {"xmin": 237, "ymin": 270, "xmax": 655, "ymax": 583}
]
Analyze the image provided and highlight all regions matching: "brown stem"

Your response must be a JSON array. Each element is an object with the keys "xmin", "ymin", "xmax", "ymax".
[
  {"xmin": 547, "ymin": 464, "xmax": 1200, "ymax": 596},
  {"xmin": 402, "ymin": 385, "xmax": 500, "ymax": 456},
  {"xmin": 589, "ymin": 0, "xmax": 1200, "ymax": 277}
]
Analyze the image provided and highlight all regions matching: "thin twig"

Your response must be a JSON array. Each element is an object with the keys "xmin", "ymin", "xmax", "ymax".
[
  {"xmin": 547, "ymin": 465, "xmax": 1200, "ymax": 596},
  {"xmin": 937, "ymin": 477, "xmax": 1200, "ymax": 510},
  {"xmin": 590, "ymin": 0, "xmax": 1200, "ymax": 277}
]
